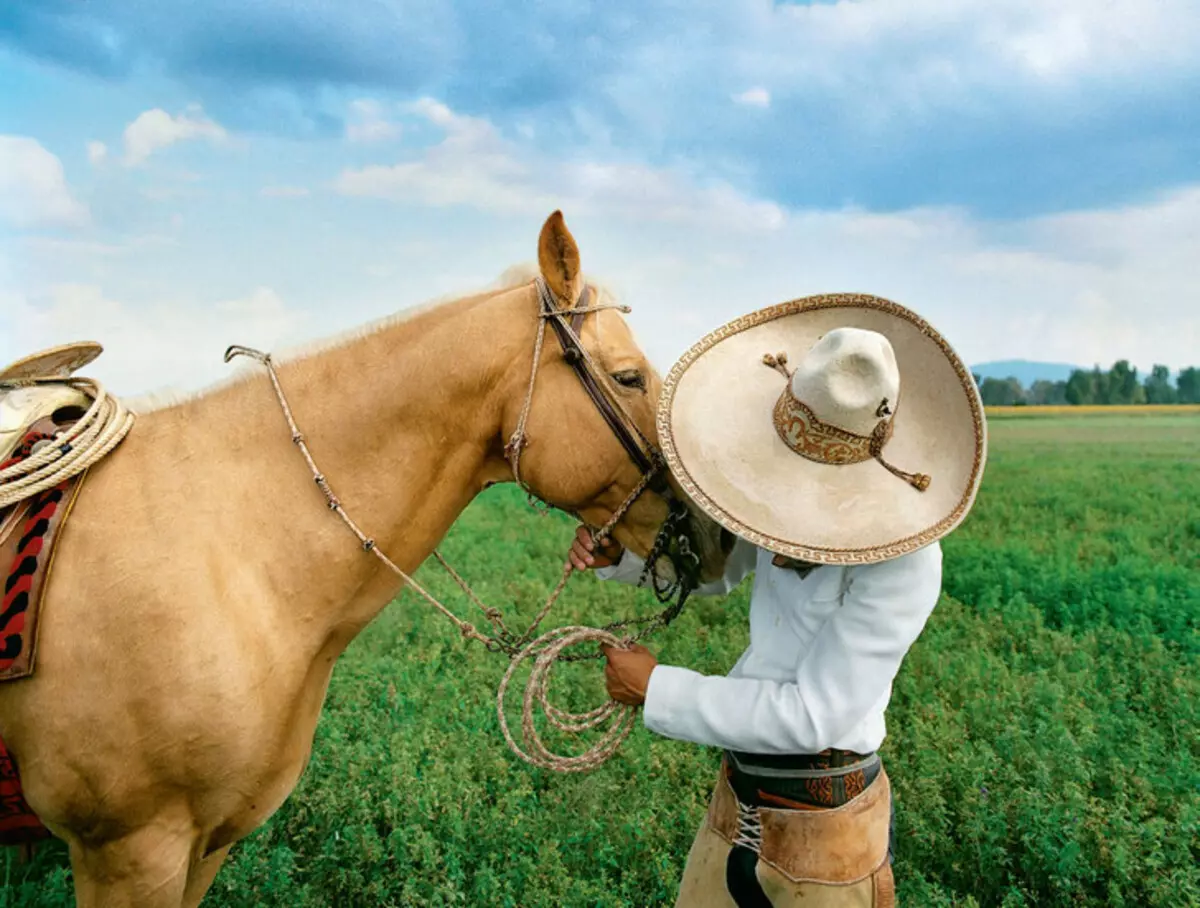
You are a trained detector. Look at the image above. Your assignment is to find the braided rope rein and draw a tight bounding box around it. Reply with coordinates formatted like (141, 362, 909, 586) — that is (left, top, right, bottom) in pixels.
(224, 334, 675, 774)
(0, 377, 136, 510)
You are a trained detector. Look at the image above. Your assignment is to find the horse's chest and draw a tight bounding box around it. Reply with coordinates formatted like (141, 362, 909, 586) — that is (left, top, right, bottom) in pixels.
(197, 659, 336, 846)
(204, 748, 313, 852)
(161, 706, 314, 857)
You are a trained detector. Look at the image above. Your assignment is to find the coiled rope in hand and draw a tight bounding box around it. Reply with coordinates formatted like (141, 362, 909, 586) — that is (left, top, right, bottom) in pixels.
(497, 624, 637, 773)
(492, 512, 696, 773)
(0, 377, 135, 509)
(496, 623, 638, 772)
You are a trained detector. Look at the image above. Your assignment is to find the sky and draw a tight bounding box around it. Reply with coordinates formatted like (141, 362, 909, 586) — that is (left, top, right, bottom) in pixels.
(1, 0, 1198, 396)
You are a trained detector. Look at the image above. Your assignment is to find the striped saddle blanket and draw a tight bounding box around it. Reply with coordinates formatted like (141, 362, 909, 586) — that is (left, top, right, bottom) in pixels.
(0, 415, 90, 846)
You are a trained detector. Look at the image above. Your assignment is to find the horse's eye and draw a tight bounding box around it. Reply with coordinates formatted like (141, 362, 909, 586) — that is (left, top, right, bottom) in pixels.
(612, 369, 646, 391)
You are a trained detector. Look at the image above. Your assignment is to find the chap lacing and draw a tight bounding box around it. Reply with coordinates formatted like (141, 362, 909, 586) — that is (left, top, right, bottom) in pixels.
(732, 797, 764, 853)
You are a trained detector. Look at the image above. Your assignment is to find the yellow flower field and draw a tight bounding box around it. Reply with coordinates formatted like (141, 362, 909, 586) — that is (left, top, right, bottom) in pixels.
(986, 404, 1200, 417)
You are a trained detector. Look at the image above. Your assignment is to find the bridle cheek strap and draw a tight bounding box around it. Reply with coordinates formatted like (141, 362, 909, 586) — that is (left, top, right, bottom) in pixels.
(542, 284, 662, 480)
(507, 278, 670, 526)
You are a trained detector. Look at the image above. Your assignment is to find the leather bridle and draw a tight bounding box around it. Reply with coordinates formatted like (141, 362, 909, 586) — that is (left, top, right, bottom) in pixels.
(542, 286, 664, 483)
(501, 275, 701, 626)
(504, 277, 670, 535)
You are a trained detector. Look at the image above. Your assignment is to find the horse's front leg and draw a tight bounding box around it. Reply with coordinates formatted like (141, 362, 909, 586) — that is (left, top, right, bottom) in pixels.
(182, 844, 232, 908)
(67, 806, 198, 908)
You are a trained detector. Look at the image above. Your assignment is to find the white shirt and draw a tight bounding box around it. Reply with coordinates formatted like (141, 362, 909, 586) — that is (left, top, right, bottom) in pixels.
(595, 536, 943, 755)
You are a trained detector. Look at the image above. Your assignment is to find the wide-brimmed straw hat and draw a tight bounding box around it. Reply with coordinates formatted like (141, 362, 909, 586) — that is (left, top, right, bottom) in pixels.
(657, 293, 986, 565)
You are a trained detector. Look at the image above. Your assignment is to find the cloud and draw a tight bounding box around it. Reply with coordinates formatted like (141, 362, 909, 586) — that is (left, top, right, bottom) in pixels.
(0, 136, 89, 228)
(19, 233, 178, 259)
(123, 106, 228, 166)
(598, 0, 1200, 215)
(732, 87, 770, 108)
(335, 99, 785, 228)
(327, 98, 1195, 377)
(565, 161, 785, 230)
(602, 185, 1200, 378)
(5, 1, 1197, 216)
(87, 140, 107, 165)
(260, 185, 310, 198)
(139, 186, 201, 202)
(334, 101, 548, 214)
(3, 283, 308, 396)
(345, 99, 400, 143)
(4, 177, 1196, 397)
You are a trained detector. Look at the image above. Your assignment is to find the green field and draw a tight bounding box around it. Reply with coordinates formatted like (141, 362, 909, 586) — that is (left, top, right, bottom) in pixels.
(5, 414, 1199, 907)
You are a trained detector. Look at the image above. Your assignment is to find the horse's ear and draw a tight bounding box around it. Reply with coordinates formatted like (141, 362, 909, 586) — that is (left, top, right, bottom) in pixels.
(537, 210, 583, 308)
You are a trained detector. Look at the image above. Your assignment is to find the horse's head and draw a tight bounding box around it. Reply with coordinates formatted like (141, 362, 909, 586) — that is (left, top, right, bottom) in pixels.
(498, 211, 732, 583)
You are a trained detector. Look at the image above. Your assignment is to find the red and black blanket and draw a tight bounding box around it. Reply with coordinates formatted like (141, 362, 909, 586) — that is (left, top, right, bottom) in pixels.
(0, 419, 87, 845)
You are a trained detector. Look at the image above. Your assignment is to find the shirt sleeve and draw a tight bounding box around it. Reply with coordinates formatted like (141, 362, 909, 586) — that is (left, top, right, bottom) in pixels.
(640, 541, 944, 753)
(594, 535, 758, 597)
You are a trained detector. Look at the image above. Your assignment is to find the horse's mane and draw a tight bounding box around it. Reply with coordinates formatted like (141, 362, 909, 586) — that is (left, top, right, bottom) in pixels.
(126, 263, 621, 415)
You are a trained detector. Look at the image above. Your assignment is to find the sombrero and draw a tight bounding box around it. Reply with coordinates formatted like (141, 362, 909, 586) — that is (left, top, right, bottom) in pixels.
(657, 294, 986, 565)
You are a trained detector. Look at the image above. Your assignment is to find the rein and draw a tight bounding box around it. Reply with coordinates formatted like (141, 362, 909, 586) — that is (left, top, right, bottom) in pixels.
(224, 278, 702, 773)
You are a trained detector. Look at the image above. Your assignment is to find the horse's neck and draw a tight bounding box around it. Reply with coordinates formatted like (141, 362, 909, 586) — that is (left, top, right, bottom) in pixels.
(163, 283, 533, 643)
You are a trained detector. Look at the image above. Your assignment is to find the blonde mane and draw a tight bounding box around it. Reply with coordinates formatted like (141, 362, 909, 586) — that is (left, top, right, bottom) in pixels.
(126, 262, 623, 416)
(124, 263, 566, 416)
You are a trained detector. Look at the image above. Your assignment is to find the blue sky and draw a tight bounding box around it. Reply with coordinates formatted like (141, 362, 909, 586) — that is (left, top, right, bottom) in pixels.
(1, 0, 1198, 395)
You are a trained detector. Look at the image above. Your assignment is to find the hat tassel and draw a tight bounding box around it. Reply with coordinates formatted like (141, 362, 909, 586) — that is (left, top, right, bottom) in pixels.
(868, 420, 931, 491)
(762, 352, 792, 379)
(876, 458, 932, 492)
(764, 350, 933, 493)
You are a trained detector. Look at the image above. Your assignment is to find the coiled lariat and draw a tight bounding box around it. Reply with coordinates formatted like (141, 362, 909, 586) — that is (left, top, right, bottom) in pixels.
(0, 377, 135, 510)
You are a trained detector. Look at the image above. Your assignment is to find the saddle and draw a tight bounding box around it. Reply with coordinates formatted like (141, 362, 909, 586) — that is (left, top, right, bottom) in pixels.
(0, 341, 103, 465)
(0, 340, 110, 675)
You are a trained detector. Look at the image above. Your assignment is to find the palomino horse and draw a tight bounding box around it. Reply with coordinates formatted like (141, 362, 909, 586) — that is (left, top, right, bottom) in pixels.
(0, 211, 728, 906)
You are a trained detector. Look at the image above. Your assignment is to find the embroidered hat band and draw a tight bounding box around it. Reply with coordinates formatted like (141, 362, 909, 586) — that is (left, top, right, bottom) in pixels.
(763, 349, 931, 492)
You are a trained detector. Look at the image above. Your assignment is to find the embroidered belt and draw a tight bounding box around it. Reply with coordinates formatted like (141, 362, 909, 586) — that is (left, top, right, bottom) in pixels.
(724, 748, 882, 810)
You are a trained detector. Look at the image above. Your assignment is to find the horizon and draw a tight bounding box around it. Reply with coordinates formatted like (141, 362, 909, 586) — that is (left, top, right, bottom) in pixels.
(971, 357, 1191, 378)
(2, 1, 1197, 396)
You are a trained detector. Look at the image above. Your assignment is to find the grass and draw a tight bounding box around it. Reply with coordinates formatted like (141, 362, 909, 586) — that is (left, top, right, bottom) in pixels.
(3, 414, 1198, 907)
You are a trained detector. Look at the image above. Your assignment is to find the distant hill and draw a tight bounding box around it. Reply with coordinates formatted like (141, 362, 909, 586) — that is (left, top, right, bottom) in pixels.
(970, 360, 1081, 386)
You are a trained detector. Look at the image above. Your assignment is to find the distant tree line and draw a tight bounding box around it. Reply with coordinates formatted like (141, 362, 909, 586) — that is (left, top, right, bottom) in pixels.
(972, 361, 1200, 407)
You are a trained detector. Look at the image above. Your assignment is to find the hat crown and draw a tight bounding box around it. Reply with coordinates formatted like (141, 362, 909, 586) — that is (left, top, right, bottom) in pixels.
(789, 328, 900, 436)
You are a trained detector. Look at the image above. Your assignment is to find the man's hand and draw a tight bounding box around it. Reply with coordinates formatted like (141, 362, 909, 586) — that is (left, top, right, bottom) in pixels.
(567, 525, 624, 571)
(601, 643, 658, 706)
